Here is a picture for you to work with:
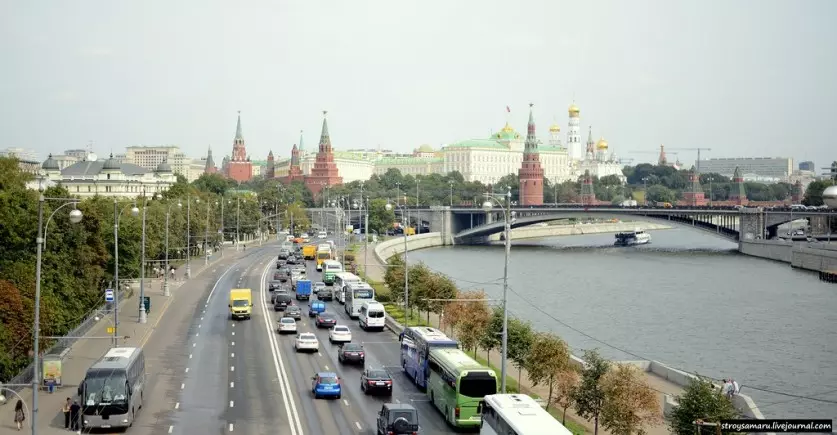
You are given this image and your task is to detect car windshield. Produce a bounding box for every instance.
[459,373,497,398]
[343,344,362,351]
[232,300,249,307]
[275,294,291,302]
[83,373,128,406]
[287,307,300,312]
[300,334,316,340]
[319,314,335,320]
[334,327,349,333]
[281,318,294,323]
[368,370,389,379]
[319,376,338,384]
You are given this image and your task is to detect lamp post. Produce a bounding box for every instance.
[236,196,241,250]
[449,180,454,207]
[385,201,409,324]
[138,190,151,324]
[164,200,182,297]
[185,196,194,279]
[642,177,649,206]
[113,199,139,344]
[33,177,84,435]
[481,186,515,393]
[416,179,421,234]
[205,199,211,264]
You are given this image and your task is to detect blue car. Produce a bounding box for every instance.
[308,301,326,317]
[311,372,342,399]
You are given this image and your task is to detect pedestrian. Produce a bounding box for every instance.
[13,399,25,431]
[170,267,176,281]
[70,400,81,431]
[732,379,740,396]
[62,397,72,429]
[722,379,733,399]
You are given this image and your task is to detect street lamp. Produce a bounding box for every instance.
[164,200,182,297]
[642,177,650,206]
[113,199,139,344]
[205,199,212,264]
[385,201,410,324]
[449,180,454,207]
[481,186,515,393]
[138,190,154,324]
[32,177,84,435]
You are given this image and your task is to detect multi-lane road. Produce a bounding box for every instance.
[130,240,462,435]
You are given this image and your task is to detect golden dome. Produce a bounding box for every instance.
[417,144,434,153]
[568,103,580,116]
[501,122,515,133]
[596,137,609,150]
[549,123,561,133]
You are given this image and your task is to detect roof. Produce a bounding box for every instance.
[430,348,491,372]
[444,139,510,151]
[538,145,566,153]
[376,157,443,165]
[61,159,150,177]
[317,371,338,377]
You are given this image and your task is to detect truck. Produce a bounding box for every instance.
[229,288,253,320]
[302,244,317,260]
[316,247,332,271]
[295,279,312,301]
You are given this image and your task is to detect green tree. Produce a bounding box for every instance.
[383,255,406,304]
[451,290,491,356]
[281,203,311,233]
[646,184,675,203]
[802,180,835,206]
[367,198,395,235]
[424,272,457,326]
[506,317,534,388]
[601,363,660,435]
[526,332,571,408]
[480,306,503,361]
[669,377,737,435]
[193,173,234,196]
[573,349,610,435]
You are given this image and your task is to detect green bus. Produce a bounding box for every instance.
[322,260,342,284]
[426,348,498,428]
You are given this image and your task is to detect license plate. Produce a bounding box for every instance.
[350,352,357,355]
[101,425,111,428]
[376,382,385,386]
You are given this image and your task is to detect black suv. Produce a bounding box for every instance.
[317,288,333,301]
[376,403,419,435]
[268,280,282,291]
[273,292,292,311]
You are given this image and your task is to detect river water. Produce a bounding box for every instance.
[408,228,837,420]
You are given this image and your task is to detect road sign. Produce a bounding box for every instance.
[105,289,114,302]
[107,327,115,334]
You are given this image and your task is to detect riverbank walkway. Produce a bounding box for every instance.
[0,243,251,434]
[358,244,684,435]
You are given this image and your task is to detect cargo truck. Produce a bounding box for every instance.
[229,288,253,320]
[302,244,317,260]
[295,279,312,301]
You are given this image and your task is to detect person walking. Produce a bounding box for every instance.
[70,400,81,432]
[13,399,25,431]
[62,397,72,429]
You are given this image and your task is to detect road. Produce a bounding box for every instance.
[135,239,463,435]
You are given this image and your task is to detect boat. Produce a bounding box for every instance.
[614,230,651,246]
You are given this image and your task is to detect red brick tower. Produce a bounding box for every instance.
[682,166,707,206]
[791,180,803,203]
[580,170,597,204]
[227,111,253,182]
[305,111,342,196]
[728,166,747,205]
[204,146,217,174]
[266,151,275,179]
[657,144,668,166]
[517,103,544,206]
[281,144,305,184]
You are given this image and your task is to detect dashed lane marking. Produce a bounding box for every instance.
[168,425,174,433]
[193,343,196,347]
[229,423,234,432]
[231,352,235,358]
[231,341,235,346]
[185,368,189,373]
[189,354,192,359]
[174,402,179,409]
[230,381,234,388]
[324,365,329,370]
[232,331,235,336]
[355,422,362,430]
[230,400,235,408]
[343,399,349,406]
[180,383,185,390]
[231,366,235,372]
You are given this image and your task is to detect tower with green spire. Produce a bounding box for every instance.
[227,111,253,182]
[729,166,747,205]
[517,103,544,205]
[304,111,342,196]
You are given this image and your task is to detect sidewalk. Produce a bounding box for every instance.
[358,245,678,435]
[2,248,234,434]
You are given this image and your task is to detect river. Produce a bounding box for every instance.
[408,228,837,420]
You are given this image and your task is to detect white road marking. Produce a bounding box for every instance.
[229,423,234,432]
[206,261,241,304]
[196,333,199,337]
[193,343,196,347]
[198,324,201,328]
[230,381,234,388]
[318,352,322,356]
[189,354,192,359]
[232,331,235,336]
[231,341,235,346]
[324,365,329,370]
[201,316,204,320]
[355,422,362,430]
[174,402,180,409]
[343,399,349,406]
[231,366,235,372]
[230,400,234,407]
[231,352,235,357]
[185,367,189,373]
[180,383,185,390]
[395,398,400,403]
[168,425,174,433]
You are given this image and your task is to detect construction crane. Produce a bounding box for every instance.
[628,150,678,165]
[665,147,712,172]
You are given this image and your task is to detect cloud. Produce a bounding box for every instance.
[52,90,79,102]
[79,47,113,58]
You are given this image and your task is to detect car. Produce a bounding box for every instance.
[268,280,282,291]
[273,271,283,281]
[328,325,352,343]
[273,292,293,311]
[286,256,298,265]
[361,368,393,396]
[376,403,419,435]
[337,343,365,365]
[294,332,319,352]
[318,231,327,239]
[317,288,334,301]
[277,317,297,334]
[313,281,326,294]
[278,248,291,260]
[285,305,302,320]
[315,312,337,328]
[308,301,326,317]
[311,371,341,399]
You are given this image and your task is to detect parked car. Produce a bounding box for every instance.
[360,368,393,396]
[337,343,365,365]
[311,371,341,399]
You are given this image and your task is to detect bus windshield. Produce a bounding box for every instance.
[317,252,330,259]
[460,372,497,398]
[353,289,373,299]
[83,373,128,406]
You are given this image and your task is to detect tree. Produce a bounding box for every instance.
[554,369,581,425]
[480,306,503,361]
[802,180,835,206]
[669,377,737,435]
[526,332,571,408]
[506,317,534,388]
[646,184,675,203]
[367,198,396,235]
[281,203,311,233]
[193,173,234,196]
[573,349,610,435]
[444,290,491,354]
[601,363,661,435]
[424,272,457,326]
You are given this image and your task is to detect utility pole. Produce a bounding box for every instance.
[236,196,240,250]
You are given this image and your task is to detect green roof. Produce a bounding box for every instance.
[538,145,567,153]
[375,157,443,165]
[445,139,510,151]
[332,151,371,161]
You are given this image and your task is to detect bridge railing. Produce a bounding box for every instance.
[393,204,833,213]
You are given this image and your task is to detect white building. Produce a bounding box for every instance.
[566,103,583,161]
[39,152,176,198]
[373,145,445,176]
[122,145,190,177]
[697,157,794,180]
[572,128,626,182]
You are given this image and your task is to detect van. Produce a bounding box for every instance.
[359,301,386,331]
[229,288,253,320]
[302,245,317,260]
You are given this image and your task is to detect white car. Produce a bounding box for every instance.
[317,231,327,239]
[295,333,319,352]
[277,317,297,334]
[328,325,352,343]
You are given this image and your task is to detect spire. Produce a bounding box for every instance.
[204,145,216,172]
[585,125,595,158]
[235,111,243,140]
[298,130,305,153]
[318,111,331,153]
[524,103,538,155]
[729,166,746,205]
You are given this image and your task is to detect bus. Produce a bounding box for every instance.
[427,348,498,429]
[480,394,573,435]
[322,260,343,285]
[333,272,362,303]
[399,326,458,389]
[78,347,146,430]
[315,247,332,271]
[343,282,375,318]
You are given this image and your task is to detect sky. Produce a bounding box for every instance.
[1,0,834,170]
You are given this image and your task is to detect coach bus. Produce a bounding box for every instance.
[426,347,497,429]
[480,393,573,435]
[78,347,146,430]
[399,326,458,389]
[343,282,375,318]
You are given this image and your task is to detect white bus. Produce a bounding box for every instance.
[333,272,362,303]
[480,394,572,435]
[358,300,386,330]
[344,282,375,318]
[78,347,146,430]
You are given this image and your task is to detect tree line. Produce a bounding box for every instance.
[379,253,740,435]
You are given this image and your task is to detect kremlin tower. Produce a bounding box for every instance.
[584,126,595,161]
[226,111,253,183]
[266,151,275,179]
[517,103,544,206]
[658,144,668,166]
[204,146,217,174]
[682,166,707,206]
[729,166,747,205]
[280,144,304,184]
[304,111,342,196]
[567,103,582,160]
[580,170,597,204]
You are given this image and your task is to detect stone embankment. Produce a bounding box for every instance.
[486,221,672,241]
[739,238,837,272]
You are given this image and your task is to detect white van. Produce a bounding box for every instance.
[359,301,386,331]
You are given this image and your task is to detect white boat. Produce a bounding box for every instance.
[614,230,651,246]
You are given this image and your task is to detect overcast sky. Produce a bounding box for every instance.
[1,0,834,170]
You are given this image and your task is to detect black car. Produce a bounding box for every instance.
[285,305,302,320]
[276,260,285,269]
[268,280,282,291]
[273,271,283,281]
[278,249,291,260]
[338,343,365,365]
[360,368,392,396]
[273,292,293,311]
[376,403,419,435]
[315,312,337,328]
[317,289,333,301]
[286,256,298,265]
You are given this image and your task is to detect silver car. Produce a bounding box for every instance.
[277,317,297,334]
